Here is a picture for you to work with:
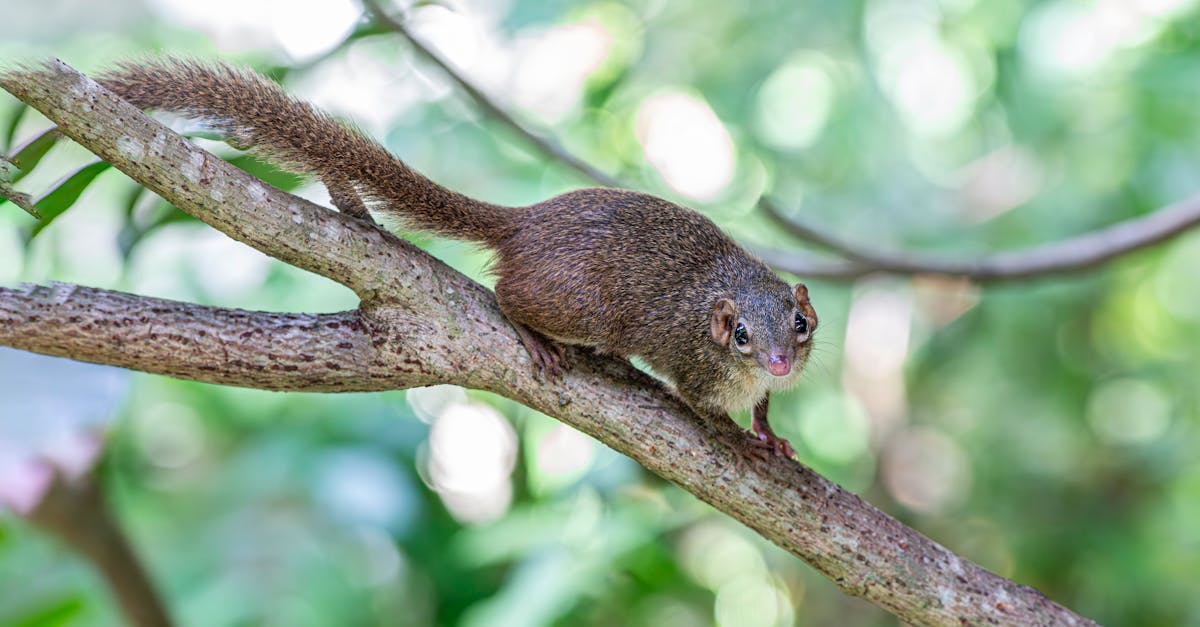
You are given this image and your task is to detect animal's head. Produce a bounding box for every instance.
[710,282,818,379]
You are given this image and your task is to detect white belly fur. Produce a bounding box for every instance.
[710,366,802,414]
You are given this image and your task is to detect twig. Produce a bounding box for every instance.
[27,469,173,627]
[362,0,621,188]
[0,156,38,217]
[750,248,869,280]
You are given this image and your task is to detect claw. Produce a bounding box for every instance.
[750,395,797,459]
[713,428,793,476]
[747,429,797,459]
[510,321,569,381]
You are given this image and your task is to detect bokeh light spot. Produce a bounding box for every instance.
[798,391,871,464]
[512,20,613,122]
[714,575,793,627]
[636,91,735,201]
[426,401,517,524]
[135,402,207,470]
[1087,378,1171,446]
[677,522,765,591]
[882,426,971,514]
[754,54,835,151]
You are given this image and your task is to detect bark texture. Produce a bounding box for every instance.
[0,60,1095,626]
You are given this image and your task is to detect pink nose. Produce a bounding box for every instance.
[767,355,791,376]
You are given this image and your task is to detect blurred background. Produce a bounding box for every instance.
[2,0,1200,625]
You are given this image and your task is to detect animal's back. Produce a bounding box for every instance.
[492,188,749,358]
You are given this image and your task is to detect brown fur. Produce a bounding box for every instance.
[100,59,817,428]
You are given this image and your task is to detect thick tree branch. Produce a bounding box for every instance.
[366,0,1200,283]
[0,61,1096,625]
[761,195,1200,281]
[0,283,403,391]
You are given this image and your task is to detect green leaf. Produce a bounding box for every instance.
[2,102,28,152]
[6,127,62,184]
[180,129,228,142]
[118,200,198,258]
[28,160,112,237]
[584,65,630,109]
[7,596,85,627]
[116,183,150,257]
[227,154,304,191]
[120,181,149,219]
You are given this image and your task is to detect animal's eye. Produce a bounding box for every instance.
[734,323,749,345]
[795,312,809,335]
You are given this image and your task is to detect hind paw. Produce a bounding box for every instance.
[511,322,569,380]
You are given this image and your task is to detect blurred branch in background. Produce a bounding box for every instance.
[26,468,172,627]
[761,193,1200,281]
[363,0,1200,284]
[362,0,621,189]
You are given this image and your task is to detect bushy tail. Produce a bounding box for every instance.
[101,59,514,244]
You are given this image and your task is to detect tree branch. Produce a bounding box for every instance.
[0,60,1097,626]
[365,0,1200,283]
[28,468,173,627]
[0,283,403,391]
[1,156,38,217]
[362,0,622,189]
[761,195,1200,282]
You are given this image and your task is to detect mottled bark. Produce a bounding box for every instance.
[0,61,1096,626]
[0,283,393,391]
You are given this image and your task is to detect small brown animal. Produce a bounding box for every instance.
[101,60,818,459]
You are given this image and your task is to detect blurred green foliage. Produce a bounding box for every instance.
[3,0,1200,625]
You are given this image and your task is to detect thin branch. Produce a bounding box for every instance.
[0,156,38,217]
[754,196,872,257]
[750,248,871,280]
[27,468,173,627]
[762,195,1200,281]
[362,0,622,189]
[0,283,404,391]
[0,60,1097,626]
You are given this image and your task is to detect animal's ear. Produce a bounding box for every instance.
[711,298,737,346]
[794,283,818,331]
